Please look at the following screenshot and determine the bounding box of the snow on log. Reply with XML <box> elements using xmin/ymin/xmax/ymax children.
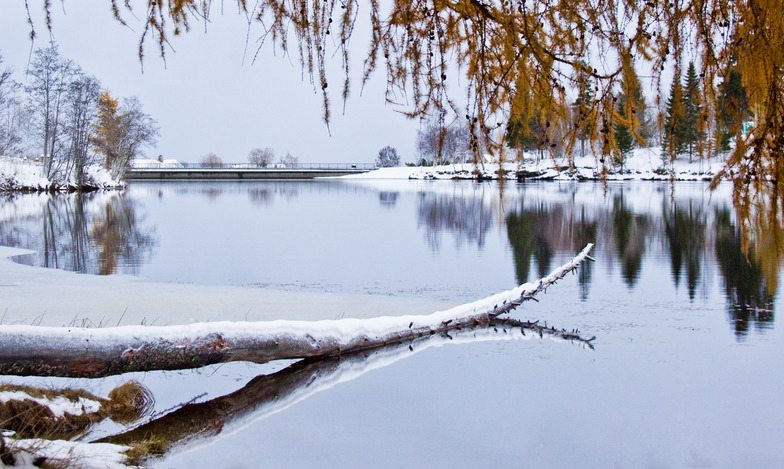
<box><xmin>0</xmin><ymin>244</ymin><xmax>594</xmax><ymax>378</ymax></box>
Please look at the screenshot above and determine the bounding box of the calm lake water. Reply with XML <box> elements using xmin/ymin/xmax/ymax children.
<box><xmin>1</xmin><ymin>179</ymin><xmax>782</xmax><ymax>468</ymax></box>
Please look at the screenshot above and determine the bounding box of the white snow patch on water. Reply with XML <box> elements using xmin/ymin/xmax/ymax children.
<box><xmin>0</xmin><ymin>391</ymin><xmax>101</xmax><ymax>418</ymax></box>
<box><xmin>3</xmin><ymin>437</ymin><xmax>130</xmax><ymax>469</ymax></box>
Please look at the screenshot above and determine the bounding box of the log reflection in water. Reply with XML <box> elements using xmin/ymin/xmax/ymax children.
<box><xmin>96</xmin><ymin>318</ymin><xmax>593</xmax><ymax>463</ymax></box>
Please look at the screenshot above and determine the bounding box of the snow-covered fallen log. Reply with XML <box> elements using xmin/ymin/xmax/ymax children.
<box><xmin>0</xmin><ymin>244</ymin><xmax>593</xmax><ymax>378</ymax></box>
<box><xmin>0</xmin><ymin>318</ymin><xmax>594</xmax><ymax>468</ymax></box>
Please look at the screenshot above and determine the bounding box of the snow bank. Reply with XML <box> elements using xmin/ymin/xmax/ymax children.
<box><xmin>0</xmin><ymin>157</ymin><xmax>51</xmax><ymax>191</ymax></box>
<box><xmin>0</xmin><ymin>391</ymin><xmax>101</xmax><ymax>418</ymax></box>
<box><xmin>0</xmin><ymin>156</ymin><xmax>123</xmax><ymax>191</ymax></box>
<box><xmin>2</xmin><ymin>437</ymin><xmax>131</xmax><ymax>469</ymax></box>
<box><xmin>342</xmin><ymin>147</ymin><xmax>730</xmax><ymax>181</ymax></box>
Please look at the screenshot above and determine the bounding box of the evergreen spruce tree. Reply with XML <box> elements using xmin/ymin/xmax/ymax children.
<box><xmin>716</xmin><ymin>68</ymin><xmax>751</xmax><ymax>152</ymax></box>
<box><xmin>663</xmin><ymin>73</ymin><xmax>686</xmax><ymax>162</ymax></box>
<box><xmin>505</xmin><ymin>114</ymin><xmax>545</xmax><ymax>160</ymax></box>
<box><xmin>613</xmin><ymin>57</ymin><xmax>647</xmax><ymax>170</ymax></box>
<box><xmin>682</xmin><ymin>62</ymin><xmax>704</xmax><ymax>162</ymax></box>
<box><xmin>572</xmin><ymin>62</ymin><xmax>595</xmax><ymax>158</ymax></box>
<box><xmin>614</xmin><ymin>92</ymin><xmax>634</xmax><ymax>171</ymax></box>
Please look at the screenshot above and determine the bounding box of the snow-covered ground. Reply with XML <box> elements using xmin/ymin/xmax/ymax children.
<box><xmin>341</xmin><ymin>147</ymin><xmax>729</xmax><ymax>181</ymax></box>
<box><xmin>0</xmin><ymin>157</ymin><xmax>123</xmax><ymax>191</ymax></box>
<box><xmin>2</xmin><ymin>437</ymin><xmax>132</xmax><ymax>469</ymax></box>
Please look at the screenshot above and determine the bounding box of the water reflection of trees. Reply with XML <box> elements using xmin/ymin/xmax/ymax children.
<box><xmin>506</xmin><ymin>205</ymin><xmax>596</xmax><ymax>299</ymax></box>
<box><xmin>714</xmin><ymin>209</ymin><xmax>776</xmax><ymax>339</ymax></box>
<box><xmin>507</xmin><ymin>205</ymin><xmax>557</xmax><ymax>282</ymax></box>
<box><xmin>417</xmin><ymin>192</ymin><xmax>493</xmax><ymax>250</ymax></box>
<box><xmin>379</xmin><ymin>191</ymin><xmax>399</xmax><ymax>209</ymax></box>
<box><xmin>663</xmin><ymin>202</ymin><xmax>705</xmax><ymax>300</ymax></box>
<box><xmin>91</xmin><ymin>196</ymin><xmax>156</xmax><ymax>275</ymax></box>
<box><xmin>248</xmin><ymin>184</ymin><xmax>300</xmax><ymax>206</ymax></box>
<box><xmin>611</xmin><ymin>194</ymin><xmax>650</xmax><ymax>288</ymax></box>
<box><xmin>0</xmin><ymin>193</ymin><xmax>156</xmax><ymax>275</ymax></box>
<box><xmin>42</xmin><ymin>196</ymin><xmax>91</xmax><ymax>273</ymax></box>
<box><xmin>500</xmin><ymin>185</ymin><xmax>778</xmax><ymax>338</ymax></box>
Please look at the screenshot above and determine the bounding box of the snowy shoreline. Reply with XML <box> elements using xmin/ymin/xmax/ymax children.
<box><xmin>3</xmin><ymin>146</ymin><xmax>731</xmax><ymax>190</ymax></box>
<box><xmin>340</xmin><ymin>147</ymin><xmax>728</xmax><ymax>181</ymax></box>
<box><xmin>0</xmin><ymin>157</ymin><xmax>123</xmax><ymax>192</ymax></box>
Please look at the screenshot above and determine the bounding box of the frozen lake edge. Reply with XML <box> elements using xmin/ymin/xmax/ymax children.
<box><xmin>0</xmin><ymin>245</ymin><xmax>457</xmax><ymax>328</ymax></box>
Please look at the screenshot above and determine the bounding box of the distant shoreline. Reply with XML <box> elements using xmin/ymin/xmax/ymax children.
<box><xmin>3</xmin><ymin>147</ymin><xmax>730</xmax><ymax>190</ymax></box>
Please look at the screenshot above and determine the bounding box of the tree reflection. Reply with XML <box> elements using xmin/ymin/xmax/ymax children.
<box><xmin>379</xmin><ymin>191</ymin><xmax>399</xmax><ymax>209</ymax></box>
<box><xmin>202</xmin><ymin>186</ymin><xmax>223</xmax><ymax>201</ymax></box>
<box><xmin>248</xmin><ymin>183</ymin><xmax>300</xmax><ymax>206</ymax></box>
<box><xmin>90</xmin><ymin>196</ymin><xmax>156</xmax><ymax>275</ymax></box>
<box><xmin>714</xmin><ymin>209</ymin><xmax>776</xmax><ymax>339</ymax></box>
<box><xmin>663</xmin><ymin>202</ymin><xmax>705</xmax><ymax>300</ymax></box>
<box><xmin>417</xmin><ymin>192</ymin><xmax>493</xmax><ymax>250</ymax></box>
<box><xmin>506</xmin><ymin>202</ymin><xmax>596</xmax><ymax>299</ymax></box>
<box><xmin>611</xmin><ymin>194</ymin><xmax>648</xmax><ymax>287</ymax></box>
<box><xmin>248</xmin><ymin>187</ymin><xmax>273</xmax><ymax>206</ymax></box>
<box><xmin>506</xmin><ymin>204</ymin><xmax>557</xmax><ymax>283</ymax></box>
<box><xmin>41</xmin><ymin>196</ymin><xmax>91</xmax><ymax>272</ymax></box>
<box><xmin>572</xmin><ymin>208</ymin><xmax>597</xmax><ymax>301</ymax></box>
<box><xmin>0</xmin><ymin>193</ymin><xmax>156</xmax><ymax>276</ymax></box>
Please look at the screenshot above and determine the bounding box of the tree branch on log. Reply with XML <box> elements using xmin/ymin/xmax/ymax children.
<box><xmin>0</xmin><ymin>244</ymin><xmax>594</xmax><ymax>378</ymax></box>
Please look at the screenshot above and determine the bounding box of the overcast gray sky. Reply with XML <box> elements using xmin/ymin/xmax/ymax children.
<box><xmin>0</xmin><ymin>2</ymin><xmax>421</xmax><ymax>164</ymax></box>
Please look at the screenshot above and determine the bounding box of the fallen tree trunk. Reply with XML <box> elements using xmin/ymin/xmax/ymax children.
<box><xmin>0</xmin><ymin>318</ymin><xmax>595</xmax><ymax>468</ymax></box>
<box><xmin>0</xmin><ymin>244</ymin><xmax>593</xmax><ymax>378</ymax></box>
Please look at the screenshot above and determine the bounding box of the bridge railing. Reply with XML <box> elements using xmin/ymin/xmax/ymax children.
<box><xmin>132</xmin><ymin>162</ymin><xmax>377</xmax><ymax>170</ymax></box>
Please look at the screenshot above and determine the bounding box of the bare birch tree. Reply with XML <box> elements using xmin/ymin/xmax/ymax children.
<box><xmin>62</xmin><ymin>70</ymin><xmax>101</xmax><ymax>186</ymax></box>
<box><xmin>416</xmin><ymin>120</ymin><xmax>470</xmax><ymax>165</ymax></box>
<box><xmin>0</xmin><ymin>53</ymin><xmax>20</xmax><ymax>156</ymax></box>
<box><xmin>25</xmin><ymin>44</ymin><xmax>74</xmax><ymax>180</ymax></box>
